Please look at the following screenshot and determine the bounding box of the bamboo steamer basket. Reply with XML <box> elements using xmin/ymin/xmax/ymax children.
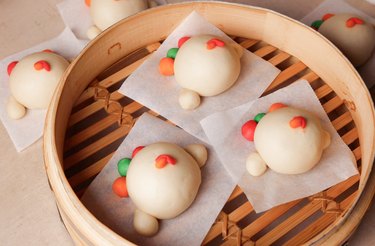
<box><xmin>43</xmin><ymin>2</ymin><xmax>375</xmax><ymax>245</ymax></box>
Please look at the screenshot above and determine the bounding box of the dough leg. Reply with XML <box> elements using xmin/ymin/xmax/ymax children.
<box><xmin>133</xmin><ymin>209</ymin><xmax>159</xmax><ymax>236</ymax></box>
<box><xmin>86</xmin><ymin>26</ymin><xmax>101</xmax><ymax>40</ymax></box>
<box><xmin>7</xmin><ymin>96</ymin><xmax>26</xmax><ymax>120</ymax></box>
<box><xmin>246</xmin><ymin>152</ymin><xmax>267</xmax><ymax>176</ymax></box>
<box><xmin>179</xmin><ymin>89</ymin><xmax>201</xmax><ymax>110</ymax></box>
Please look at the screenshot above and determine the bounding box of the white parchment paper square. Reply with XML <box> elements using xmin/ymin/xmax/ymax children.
<box><xmin>81</xmin><ymin>113</ymin><xmax>236</xmax><ymax>246</ymax></box>
<box><xmin>119</xmin><ymin>11</ymin><xmax>280</xmax><ymax>143</ymax></box>
<box><xmin>57</xmin><ymin>0</ymin><xmax>168</xmax><ymax>40</ymax></box>
<box><xmin>201</xmin><ymin>80</ymin><xmax>359</xmax><ymax>212</ymax></box>
<box><xmin>300</xmin><ymin>0</ymin><xmax>375</xmax><ymax>88</ymax></box>
<box><xmin>0</xmin><ymin>27</ymin><xmax>86</xmax><ymax>152</ymax></box>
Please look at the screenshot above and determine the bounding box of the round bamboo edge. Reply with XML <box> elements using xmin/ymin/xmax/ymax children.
<box><xmin>43</xmin><ymin>2</ymin><xmax>375</xmax><ymax>245</ymax></box>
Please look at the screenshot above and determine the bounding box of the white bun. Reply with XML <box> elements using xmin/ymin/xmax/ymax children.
<box><xmin>9</xmin><ymin>52</ymin><xmax>69</xmax><ymax>110</ymax></box>
<box><xmin>127</xmin><ymin>142</ymin><xmax>201</xmax><ymax>219</ymax></box>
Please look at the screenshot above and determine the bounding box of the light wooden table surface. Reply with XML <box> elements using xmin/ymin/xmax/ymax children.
<box><xmin>0</xmin><ymin>0</ymin><xmax>374</xmax><ymax>245</ymax></box>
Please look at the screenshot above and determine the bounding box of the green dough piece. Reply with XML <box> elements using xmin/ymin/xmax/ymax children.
<box><xmin>311</xmin><ymin>20</ymin><xmax>324</xmax><ymax>30</ymax></box>
<box><xmin>118</xmin><ymin>158</ymin><xmax>131</xmax><ymax>176</ymax></box>
<box><xmin>167</xmin><ymin>48</ymin><xmax>179</xmax><ymax>59</ymax></box>
<box><xmin>254</xmin><ymin>113</ymin><xmax>266</xmax><ymax>123</ymax></box>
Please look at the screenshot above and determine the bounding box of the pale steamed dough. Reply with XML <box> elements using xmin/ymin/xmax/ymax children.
<box><xmin>7</xmin><ymin>52</ymin><xmax>69</xmax><ymax>119</ymax></box>
<box><xmin>249</xmin><ymin>107</ymin><xmax>330</xmax><ymax>175</ymax></box>
<box><xmin>88</xmin><ymin>0</ymin><xmax>148</xmax><ymax>38</ymax></box>
<box><xmin>184</xmin><ymin>144</ymin><xmax>208</xmax><ymax>168</ymax></box>
<box><xmin>6</xmin><ymin>96</ymin><xmax>26</xmax><ymax>120</ymax></box>
<box><xmin>126</xmin><ymin>142</ymin><xmax>207</xmax><ymax>236</ymax></box>
<box><xmin>133</xmin><ymin>209</ymin><xmax>159</xmax><ymax>237</ymax></box>
<box><xmin>318</xmin><ymin>13</ymin><xmax>375</xmax><ymax>67</ymax></box>
<box><xmin>246</xmin><ymin>152</ymin><xmax>267</xmax><ymax>176</ymax></box>
<box><xmin>178</xmin><ymin>89</ymin><xmax>201</xmax><ymax>110</ymax></box>
<box><xmin>174</xmin><ymin>35</ymin><xmax>242</xmax><ymax>97</ymax></box>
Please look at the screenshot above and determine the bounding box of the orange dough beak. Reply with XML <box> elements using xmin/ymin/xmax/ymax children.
<box><xmin>346</xmin><ymin>17</ymin><xmax>364</xmax><ymax>28</ymax></box>
<box><xmin>289</xmin><ymin>116</ymin><xmax>307</xmax><ymax>129</ymax></box>
<box><xmin>206</xmin><ymin>38</ymin><xmax>225</xmax><ymax>50</ymax></box>
<box><xmin>155</xmin><ymin>154</ymin><xmax>177</xmax><ymax>169</ymax></box>
<box><xmin>34</xmin><ymin>60</ymin><xmax>51</xmax><ymax>72</ymax></box>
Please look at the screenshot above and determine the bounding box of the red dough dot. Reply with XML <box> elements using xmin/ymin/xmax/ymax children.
<box><xmin>132</xmin><ymin>146</ymin><xmax>145</xmax><ymax>158</ymax></box>
<box><xmin>42</xmin><ymin>49</ymin><xmax>54</xmax><ymax>53</ymax></box>
<box><xmin>159</xmin><ymin>57</ymin><xmax>174</xmax><ymax>76</ymax></box>
<box><xmin>241</xmin><ymin>120</ymin><xmax>257</xmax><ymax>141</ymax></box>
<box><xmin>112</xmin><ymin>177</ymin><xmax>128</xmax><ymax>198</ymax></box>
<box><xmin>269</xmin><ymin>103</ymin><xmax>286</xmax><ymax>112</ymax></box>
<box><xmin>178</xmin><ymin>36</ymin><xmax>190</xmax><ymax>48</ymax></box>
<box><xmin>322</xmin><ymin>13</ymin><xmax>334</xmax><ymax>21</ymax></box>
<box><xmin>289</xmin><ymin>116</ymin><xmax>307</xmax><ymax>129</ymax></box>
<box><xmin>7</xmin><ymin>61</ymin><xmax>18</xmax><ymax>76</ymax></box>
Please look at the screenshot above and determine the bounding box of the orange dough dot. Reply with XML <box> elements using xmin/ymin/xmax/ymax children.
<box><xmin>159</xmin><ymin>57</ymin><xmax>174</xmax><ymax>76</ymax></box>
<box><xmin>112</xmin><ymin>177</ymin><xmax>128</xmax><ymax>198</ymax></box>
<box><xmin>206</xmin><ymin>41</ymin><xmax>216</xmax><ymax>50</ymax></box>
<box><xmin>34</xmin><ymin>62</ymin><xmax>43</xmax><ymax>71</ymax></box>
<box><xmin>269</xmin><ymin>103</ymin><xmax>286</xmax><ymax>112</ymax></box>
<box><xmin>155</xmin><ymin>159</ymin><xmax>167</xmax><ymax>169</ymax></box>
<box><xmin>85</xmin><ymin>0</ymin><xmax>91</xmax><ymax>7</ymax></box>
<box><xmin>346</xmin><ymin>19</ymin><xmax>355</xmax><ymax>28</ymax></box>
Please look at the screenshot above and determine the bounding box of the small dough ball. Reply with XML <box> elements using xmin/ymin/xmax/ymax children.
<box><xmin>9</xmin><ymin>52</ymin><xmax>69</xmax><ymax>110</ymax></box>
<box><xmin>133</xmin><ymin>209</ymin><xmax>159</xmax><ymax>237</ymax></box>
<box><xmin>6</xmin><ymin>96</ymin><xmax>26</xmax><ymax>120</ymax></box>
<box><xmin>86</xmin><ymin>26</ymin><xmax>101</xmax><ymax>40</ymax></box>
<box><xmin>90</xmin><ymin>0</ymin><xmax>148</xmax><ymax>31</ymax></box>
<box><xmin>318</xmin><ymin>14</ymin><xmax>375</xmax><ymax>66</ymax></box>
<box><xmin>174</xmin><ymin>35</ymin><xmax>242</xmax><ymax>97</ymax></box>
<box><xmin>179</xmin><ymin>89</ymin><xmax>201</xmax><ymax>110</ymax></box>
<box><xmin>185</xmin><ymin>144</ymin><xmax>208</xmax><ymax>168</ymax></box>
<box><xmin>246</xmin><ymin>152</ymin><xmax>267</xmax><ymax>176</ymax></box>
